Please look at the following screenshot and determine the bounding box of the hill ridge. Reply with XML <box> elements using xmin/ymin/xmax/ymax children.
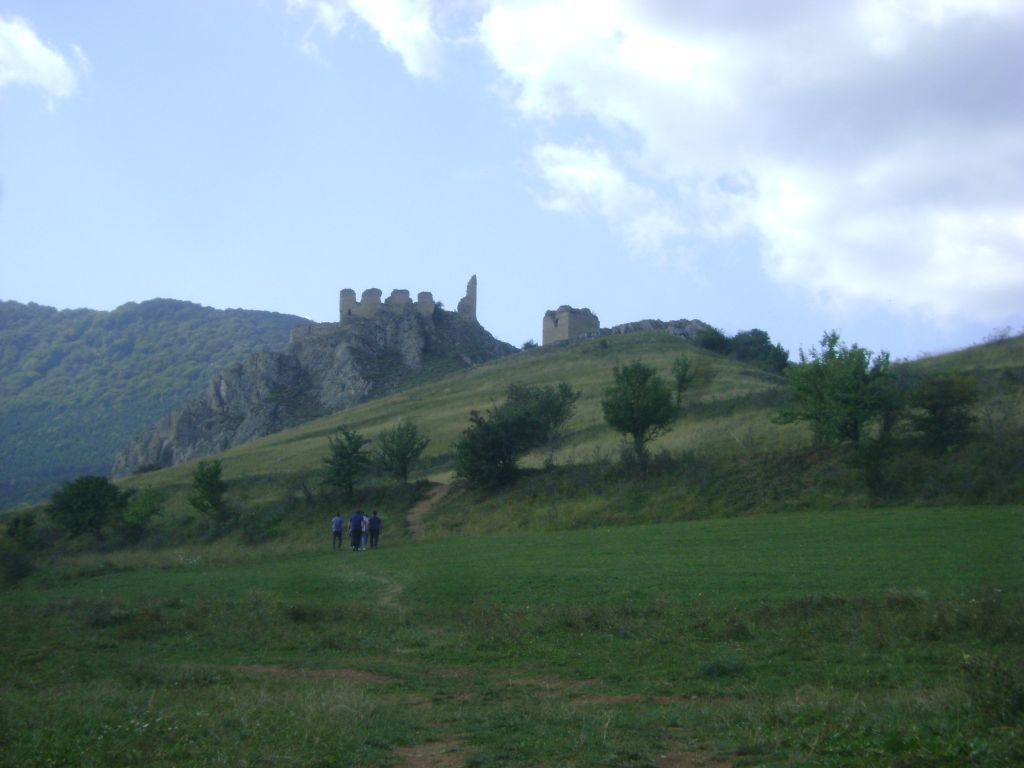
<box><xmin>0</xmin><ymin>298</ymin><xmax>307</xmax><ymax>508</ymax></box>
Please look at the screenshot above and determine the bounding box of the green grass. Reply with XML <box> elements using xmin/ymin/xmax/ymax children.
<box><xmin>111</xmin><ymin>332</ymin><xmax>802</xmax><ymax>531</ymax></box>
<box><xmin>3</xmin><ymin>506</ymin><xmax>1022</xmax><ymax>766</ymax></box>
<box><xmin>101</xmin><ymin>330</ymin><xmax>1023</xmax><ymax>543</ymax></box>
<box><xmin>4</xmin><ymin>332</ymin><xmax>1024</xmax><ymax>764</ymax></box>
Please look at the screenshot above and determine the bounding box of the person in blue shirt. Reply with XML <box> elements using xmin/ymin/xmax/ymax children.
<box><xmin>331</xmin><ymin>513</ymin><xmax>344</xmax><ymax>551</ymax></box>
<box><xmin>348</xmin><ymin>511</ymin><xmax>364</xmax><ymax>551</ymax></box>
<box><xmin>368</xmin><ymin>512</ymin><xmax>382</xmax><ymax>549</ymax></box>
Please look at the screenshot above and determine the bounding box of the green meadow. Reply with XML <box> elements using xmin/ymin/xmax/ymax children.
<box><xmin>3</xmin><ymin>331</ymin><xmax>1023</xmax><ymax>765</ymax></box>
<box><xmin>2</xmin><ymin>507</ymin><xmax>1021</xmax><ymax>766</ymax></box>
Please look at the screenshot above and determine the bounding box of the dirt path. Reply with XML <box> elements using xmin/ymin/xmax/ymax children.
<box><xmin>406</xmin><ymin>483</ymin><xmax>450</xmax><ymax>539</ymax></box>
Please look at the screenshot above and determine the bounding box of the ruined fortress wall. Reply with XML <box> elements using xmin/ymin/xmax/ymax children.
<box><xmin>456</xmin><ymin>275</ymin><xmax>477</xmax><ymax>321</ymax></box>
<box><xmin>543</xmin><ymin>305</ymin><xmax>600</xmax><ymax>345</ymax></box>
<box><xmin>339</xmin><ymin>276</ymin><xmax>475</xmax><ymax>324</ymax></box>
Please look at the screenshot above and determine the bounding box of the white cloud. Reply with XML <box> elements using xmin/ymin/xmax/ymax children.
<box><xmin>0</xmin><ymin>16</ymin><xmax>79</xmax><ymax>106</ymax></box>
<box><xmin>478</xmin><ymin>0</ymin><xmax>1024</xmax><ymax>323</ymax></box>
<box><xmin>533</xmin><ymin>143</ymin><xmax>686</xmax><ymax>253</ymax></box>
<box><xmin>288</xmin><ymin>0</ymin><xmax>442</xmax><ymax>76</ymax></box>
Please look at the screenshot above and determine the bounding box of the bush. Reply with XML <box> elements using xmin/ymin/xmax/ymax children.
<box><xmin>908</xmin><ymin>373</ymin><xmax>978</xmax><ymax>453</ymax></box>
<box><xmin>4</xmin><ymin>510</ymin><xmax>53</xmax><ymax>552</ymax></box>
<box><xmin>49</xmin><ymin>475</ymin><xmax>130</xmax><ymax>539</ymax></box>
<box><xmin>455</xmin><ymin>383</ymin><xmax>579</xmax><ymax>487</ymax></box>
<box><xmin>189</xmin><ymin>459</ymin><xmax>231</xmax><ymax>527</ymax></box>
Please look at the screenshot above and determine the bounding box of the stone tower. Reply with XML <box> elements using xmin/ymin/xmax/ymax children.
<box><xmin>457</xmin><ymin>275</ymin><xmax>477</xmax><ymax>322</ymax></box>
<box><xmin>543</xmin><ymin>305</ymin><xmax>600</xmax><ymax>345</ymax></box>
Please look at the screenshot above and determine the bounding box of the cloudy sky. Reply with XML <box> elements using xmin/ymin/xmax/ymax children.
<box><xmin>2</xmin><ymin>0</ymin><xmax>1022</xmax><ymax>360</ymax></box>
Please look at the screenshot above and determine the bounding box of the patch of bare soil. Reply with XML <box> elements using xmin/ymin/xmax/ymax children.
<box><xmin>653</xmin><ymin>748</ymin><xmax>732</xmax><ymax>768</ymax></box>
<box><xmin>572</xmin><ymin>693</ymin><xmax>740</xmax><ymax>705</ymax></box>
<box><xmin>406</xmin><ymin>483</ymin><xmax>450</xmax><ymax>539</ymax></box>
<box><xmin>395</xmin><ymin>740</ymin><xmax>466</xmax><ymax>768</ymax></box>
<box><xmin>178</xmin><ymin>663</ymin><xmax>393</xmax><ymax>684</ymax></box>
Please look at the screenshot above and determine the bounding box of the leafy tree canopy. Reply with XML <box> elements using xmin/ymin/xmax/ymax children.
<box><xmin>455</xmin><ymin>382</ymin><xmax>580</xmax><ymax>487</ymax></box>
<box><xmin>189</xmin><ymin>459</ymin><xmax>230</xmax><ymax>524</ymax></box>
<box><xmin>323</xmin><ymin>426</ymin><xmax>371</xmax><ymax>497</ymax></box>
<box><xmin>601</xmin><ymin>361</ymin><xmax>678</xmax><ymax>469</ymax></box>
<box><xmin>48</xmin><ymin>475</ymin><xmax>130</xmax><ymax>539</ymax></box>
<box><xmin>0</xmin><ymin>299</ymin><xmax>303</xmax><ymax>509</ymax></box>
<box><xmin>697</xmin><ymin>326</ymin><xmax>789</xmax><ymax>373</ymax></box>
<box><xmin>375</xmin><ymin>420</ymin><xmax>430</xmax><ymax>483</ymax></box>
<box><xmin>778</xmin><ymin>331</ymin><xmax>892</xmax><ymax>445</ymax></box>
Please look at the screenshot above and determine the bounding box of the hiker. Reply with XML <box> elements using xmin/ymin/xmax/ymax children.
<box><xmin>368</xmin><ymin>511</ymin><xmax>382</xmax><ymax>549</ymax></box>
<box><xmin>360</xmin><ymin>513</ymin><xmax>369</xmax><ymax>550</ymax></box>
<box><xmin>349</xmin><ymin>511</ymin><xmax>364</xmax><ymax>551</ymax></box>
<box><xmin>331</xmin><ymin>513</ymin><xmax>344</xmax><ymax>551</ymax></box>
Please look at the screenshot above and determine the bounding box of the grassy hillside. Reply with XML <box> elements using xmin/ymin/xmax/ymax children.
<box><xmin>104</xmin><ymin>329</ymin><xmax>1024</xmax><ymax>542</ymax></box>
<box><xmin>0</xmin><ymin>299</ymin><xmax>306</xmax><ymax>508</ymax></box>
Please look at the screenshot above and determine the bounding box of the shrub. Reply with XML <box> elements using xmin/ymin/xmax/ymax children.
<box><xmin>0</xmin><ymin>542</ymin><xmax>34</xmax><ymax>585</ymax></box>
<box><xmin>455</xmin><ymin>383</ymin><xmax>579</xmax><ymax>487</ymax></box>
<box><xmin>189</xmin><ymin>459</ymin><xmax>231</xmax><ymax>526</ymax></box>
<box><xmin>49</xmin><ymin>475</ymin><xmax>130</xmax><ymax>539</ymax></box>
<box><xmin>908</xmin><ymin>373</ymin><xmax>978</xmax><ymax>453</ymax></box>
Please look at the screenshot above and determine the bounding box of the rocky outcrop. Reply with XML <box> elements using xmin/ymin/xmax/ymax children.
<box><xmin>112</xmin><ymin>303</ymin><xmax>514</xmax><ymax>476</ymax></box>
<box><xmin>605</xmin><ymin>318</ymin><xmax>710</xmax><ymax>340</ymax></box>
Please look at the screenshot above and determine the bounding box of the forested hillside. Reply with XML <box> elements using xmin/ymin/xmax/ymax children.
<box><xmin>0</xmin><ymin>299</ymin><xmax>306</xmax><ymax>508</ymax></box>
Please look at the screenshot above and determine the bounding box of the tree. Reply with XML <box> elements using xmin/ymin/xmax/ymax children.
<box><xmin>696</xmin><ymin>326</ymin><xmax>730</xmax><ymax>354</ymax></box>
<box><xmin>323</xmin><ymin>425</ymin><xmax>370</xmax><ymax>497</ymax></box>
<box><xmin>671</xmin><ymin>354</ymin><xmax>696</xmax><ymax>407</ymax></box>
<box><xmin>454</xmin><ymin>408</ymin><xmax>524</xmax><ymax>487</ymax></box>
<box><xmin>506</xmin><ymin>382</ymin><xmax>580</xmax><ymax>452</ymax></box>
<box><xmin>778</xmin><ymin>331</ymin><xmax>892</xmax><ymax>445</ymax></box>
<box><xmin>116</xmin><ymin>487</ymin><xmax>165</xmax><ymax>543</ymax></box>
<box><xmin>189</xmin><ymin>459</ymin><xmax>230</xmax><ymax>524</ymax></box>
<box><xmin>375</xmin><ymin>420</ymin><xmax>430</xmax><ymax>483</ymax></box>
<box><xmin>909</xmin><ymin>373</ymin><xmax>978</xmax><ymax>453</ymax></box>
<box><xmin>730</xmin><ymin>329</ymin><xmax>790</xmax><ymax>373</ymax></box>
<box><xmin>601</xmin><ymin>361</ymin><xmax>678</xmax><ymax>470</ymax></box>
<box><xmin>48</xmin><ymin>475</ymin><xmax>129</xmax><ymax>539</ymax></box>
<box><xmin>455</xmin><ymin>382</ymin><xmax>580</xmax><ymax>487</ymax></box>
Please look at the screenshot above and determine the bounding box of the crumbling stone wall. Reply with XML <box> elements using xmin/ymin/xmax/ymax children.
<box><xmin>543</xmin><ymin>305</ymin><xmax>600</xmax><ymax>345</ymax></box>
<box><xmin>339</xmin><ymin>276</ymin><xmax>476</xmax><ymax>324</ymax></box>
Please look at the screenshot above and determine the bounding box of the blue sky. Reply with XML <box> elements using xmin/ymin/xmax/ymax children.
<box><xmin>1</xmin><ymin>1</ymin><xmax>1022</xmax><ymax>360</ymax></box>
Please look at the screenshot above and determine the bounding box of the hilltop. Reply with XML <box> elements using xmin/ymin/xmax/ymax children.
<box><xmin>112</xmin><ymin>276</ymin><xmax>515</xmax><ymax>476</ymax></box>
<box><xmin>0</xmin><ymin>299</ymin><xmax>308</xmax><ymax>509</ymax></box>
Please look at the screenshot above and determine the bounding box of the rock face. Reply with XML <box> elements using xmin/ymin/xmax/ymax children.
<box><xmin>112</xmin><ymin>300</ymin><xmax>514</xmax><ymax>476</ymax></box>
<box><xmin>606</xmin><ymin>318</ymin><xmax>711</xmax><ymax>340</ymax></box>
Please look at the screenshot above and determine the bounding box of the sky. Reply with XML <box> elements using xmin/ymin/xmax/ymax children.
<box><xmin>1</xmin><ymin>0</ymin><xmax>1022</xmax><ymax>361</ymax></box>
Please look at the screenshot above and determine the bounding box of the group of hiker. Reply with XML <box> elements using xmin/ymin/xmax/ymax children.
<box><xmin>331</xmin><ymin>511</ymin><xmax>381</xmax><ymax>551</ymax></box>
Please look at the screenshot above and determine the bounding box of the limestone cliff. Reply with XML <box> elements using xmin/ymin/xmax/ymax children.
<box><xmin>112</xmin><ymin>301</ymin><xmax>514</xmax><ymax>476</ymax></box>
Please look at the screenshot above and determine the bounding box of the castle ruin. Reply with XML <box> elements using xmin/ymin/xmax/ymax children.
<box><xmin>339</xmin><ymin>275</ymin><xmax>477</xmax><ymax>325</ymax></box>
<box><xmin>543</xmin><ymin>305</ymin><xmax>600</xmax><ymax>345</ymax></box>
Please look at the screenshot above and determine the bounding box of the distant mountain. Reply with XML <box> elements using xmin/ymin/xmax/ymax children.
<box><xmin>0</xmin><ymin>299</ymin><xmax>307</xmax><ymax>508</ymax></box>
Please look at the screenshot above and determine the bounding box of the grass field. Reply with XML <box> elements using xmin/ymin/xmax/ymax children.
<box><xmin>3</xmin><ymin>505</ymin><xmax>1021</xmax><ymax>767</ymax></box>
<box><xmin>4</xmin><ymin>332</ymin><xmax>1023</xmax><ymax>765</ymax></box>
